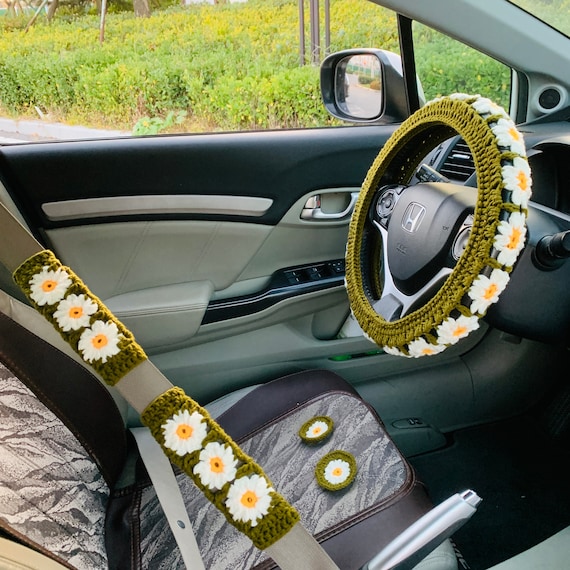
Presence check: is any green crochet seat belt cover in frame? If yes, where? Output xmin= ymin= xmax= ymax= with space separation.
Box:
xmin=345 ymin=94 xmax=531 ymax=357
xmin=12 ymin=249 xmax=299 ymax=550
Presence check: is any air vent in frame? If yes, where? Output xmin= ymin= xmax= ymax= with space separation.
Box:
xmin=439 ymin=138 xmax=475 ymax=182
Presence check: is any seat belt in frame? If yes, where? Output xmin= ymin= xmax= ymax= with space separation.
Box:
xmin=131 ymin=427 xmax=205 ymax=570
xmin=0 ymin=202 xmax=340 ymax=570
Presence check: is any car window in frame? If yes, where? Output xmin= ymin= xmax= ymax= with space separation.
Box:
xmin=0 ymin=0 xmax=513 ymax=142
xmin=412 ymin=22 xmax=512 ymax=112
xmin=508 ymin=0 xmax=570 ymax=39
xmin=0 ymin=0 xmax=398 ymax=140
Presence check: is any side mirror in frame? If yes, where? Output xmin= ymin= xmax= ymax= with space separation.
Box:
xmin=320 ymin=49 xmax=411 ymax=124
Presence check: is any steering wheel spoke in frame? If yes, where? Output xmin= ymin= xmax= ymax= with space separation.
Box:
xmin=372 ymin=220 xmax=453 ymax=322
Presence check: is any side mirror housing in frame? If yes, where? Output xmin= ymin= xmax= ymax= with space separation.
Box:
xmin=320 ymin=49 xmax=412 ymax=124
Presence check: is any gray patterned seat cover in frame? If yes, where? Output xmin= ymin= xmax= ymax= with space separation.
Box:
xmin=137 ymin=391 xmax=410 ymax=570
xmin=0 ymin=362 xmax=109 ymax=569
xmin=0 ymin=351 xmax=417 ymax=570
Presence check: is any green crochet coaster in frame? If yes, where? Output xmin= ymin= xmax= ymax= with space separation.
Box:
xmin=315 ymin=450 xmax=357 ymax=492
xmin=299 ymin=415 xmax=334 ymax=444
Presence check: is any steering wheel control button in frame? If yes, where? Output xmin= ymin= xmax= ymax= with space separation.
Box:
xmin=452 ymin=215 xmax=474 ymax=261
xmin=374 ymin=185 xmax=406 ymax=227
xmin=378 ymin=192 xmax=394 ymax=215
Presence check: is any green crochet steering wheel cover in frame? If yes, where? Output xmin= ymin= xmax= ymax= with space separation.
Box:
xmin=345 ymin=94 xmax=531 ymax=357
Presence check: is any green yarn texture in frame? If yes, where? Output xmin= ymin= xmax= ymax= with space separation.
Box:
xmin=345 ymin=95 xmax=528 ymax=354
xmin=14 ymin=250 xmax=300 ymax=550
xmin=13 ymin=250 xmax=147 ymax=385
xmin=141 ymin=386 xmax=300 ymax=550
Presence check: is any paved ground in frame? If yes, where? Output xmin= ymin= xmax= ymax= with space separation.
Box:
xmin=0 ymin=117 xmax=130 ymax=143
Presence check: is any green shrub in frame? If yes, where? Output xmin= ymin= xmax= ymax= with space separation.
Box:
xmin=0 ymin=0 xmax=511 ymax=132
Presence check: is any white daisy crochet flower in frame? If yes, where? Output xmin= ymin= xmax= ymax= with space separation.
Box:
xmin=225 ymin=474 xmax=274 ymax=527
xmin=382 ymin=345 xmax=407 ymax=357
xmin=162 ymin=409 xmax=208 ymax=457
xmin=491 ymin=118 xmax=526 ymax=156
xmin=78 ymin=320 xmax=122 ymax=363
xmin=449 ymin=93 xmax=477 ymax=102
xmin=323 ymin=459 xmax=352 ymax=486
xmin=472 ymin=97 xmax=509 ymax=119
xmin=436 ymin=315 xmax=480 ymax=346
xmin=408 ymin=337 xmax=446 ymax=358
xmin=54 ymin=293 xmax=98 ymax=331
xmin=193 ymin=442 xmax=237 ymax=491
xmin=305 ymin=420 xmax=330 ymax=439
xmin=468 ymin=269 xmax=510 ymax=315
xmin=502 ymin=157 xmax=532 ymax=208
xmin=29 ymin=266 xmax=72 ymax=306
xmin=494 ymin=211 xmax=527 ymax=266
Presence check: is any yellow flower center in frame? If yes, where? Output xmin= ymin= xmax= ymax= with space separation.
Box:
xmin=210 ymin=456 xmax=224 ymax=473
xmin=69 ymin=306 xmax=83 ymax=319
xmin=332 ymin=467 xmax=343 ymax=477
xmin=240 ymin=491 xmax=259 ymax=509
xmin=91 ymin=334 xmax=108 ymax=349
xmin=507 ymin=227 xmax=523 ymax=250
xmin=41 ymin=279 xmax=57 ymax=292
xmin=176 ymin=423 xmax=193 ymax=440
xmin=483 ymin=283 xmax=499 ymax=300
xmin=509 ymin=126 xmax=521 ymax=141
xmin=311 ymin=426 xmax=322 ymax=435
xmin=453 ymin=325 xmax=468 ymax=337
xmin=516 ymin=171 xmax=529 ymax=192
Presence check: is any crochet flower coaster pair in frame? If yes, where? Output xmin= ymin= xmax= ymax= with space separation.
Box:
xmin=299 ymin=416 xmax=357 ymax=492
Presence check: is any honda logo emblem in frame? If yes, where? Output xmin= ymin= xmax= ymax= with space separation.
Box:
xmin=401 ymin=202 xmax=426 ymax=233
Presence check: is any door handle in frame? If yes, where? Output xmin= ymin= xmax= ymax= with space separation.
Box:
xmin=301 ymin=191 xmax=359 ymax=220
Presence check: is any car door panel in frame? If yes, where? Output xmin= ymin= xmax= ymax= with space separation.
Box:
xmin=0 ymin=128 xmax=389 ymax=229
xmin=0 ymin=123 xmax=484 ymax=422
xmin=46 ymin=220 xmax=272 ymax=298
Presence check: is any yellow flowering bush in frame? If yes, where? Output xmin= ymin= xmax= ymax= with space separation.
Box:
xmin=0 ymin=0 xmax=395 ymax=131
xmin=0 ymin=0 xmax=505 ymax=133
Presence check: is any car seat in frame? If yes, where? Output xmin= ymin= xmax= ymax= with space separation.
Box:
xmin=0 ymin=200 xmax=466 ymax=569
xmin=0 ymin=286 xmax=464 ymax=570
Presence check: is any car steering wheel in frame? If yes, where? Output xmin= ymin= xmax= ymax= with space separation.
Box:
xmin=345 ymin=94 xmax=532 ymax=357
